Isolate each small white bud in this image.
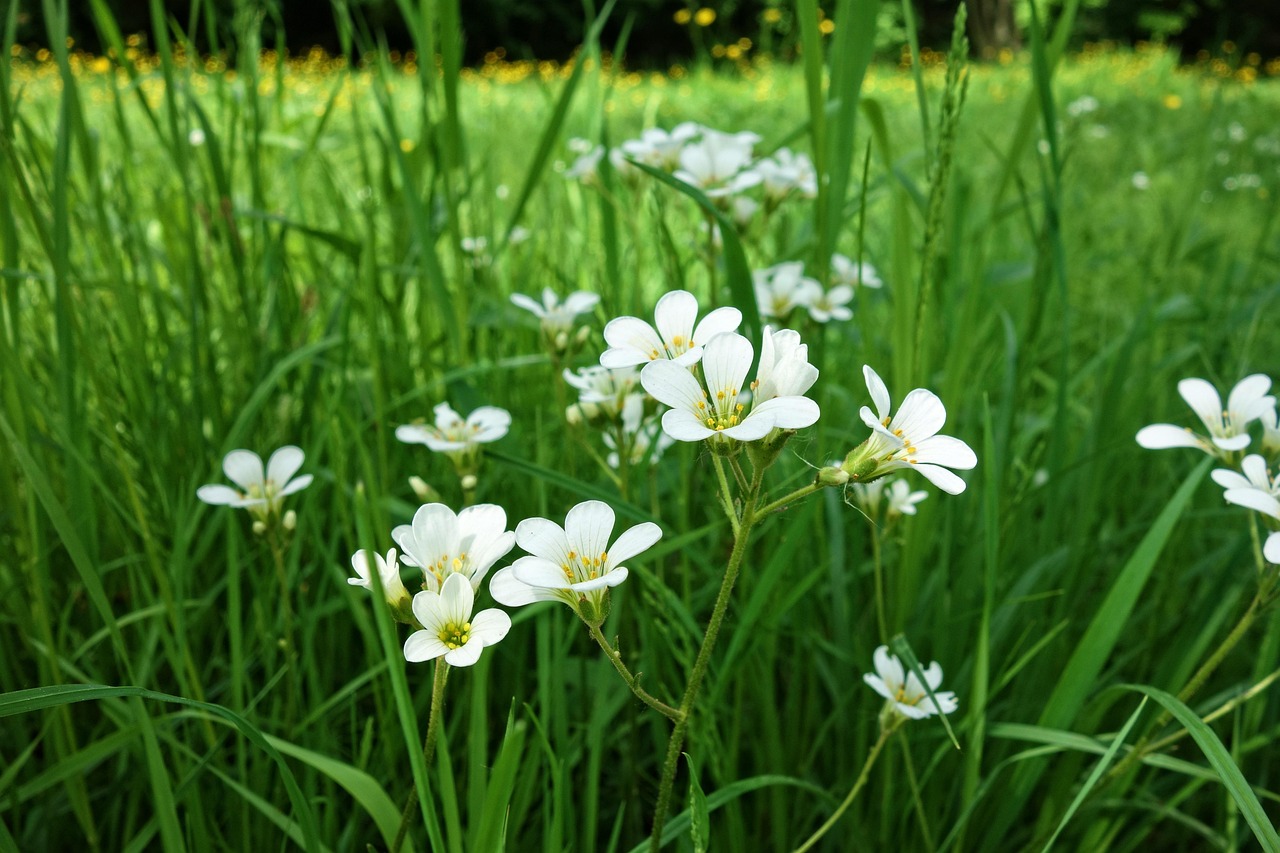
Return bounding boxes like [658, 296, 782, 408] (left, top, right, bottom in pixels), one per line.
[282, 510, 297, 531]
[460, 474, 478, 492]
[252, 520, 268, 536]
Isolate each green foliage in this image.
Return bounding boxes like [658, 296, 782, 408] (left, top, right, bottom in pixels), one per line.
[3, 1, 1280, 851]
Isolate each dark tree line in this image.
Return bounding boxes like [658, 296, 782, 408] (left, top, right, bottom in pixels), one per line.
[15, 0, 1280, 65]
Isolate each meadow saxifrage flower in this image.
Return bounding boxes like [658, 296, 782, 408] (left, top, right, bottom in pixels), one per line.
[640, 331, 819, 447]
[863, 645, 958, 721]
[197, 445, 313, 524]
[830, 254, 883, 290]
[1136, 374, 1274, 457]
[600, 289, 741, 368]
[349, 548, 413, 618]
[392, 503, 516, 593]
[754, 262, 822, 321]
[489, 500, 662, 623]
[850, 478, 928, 518]
[403, 573, 511, 667]
[841, 366, 977, 494]
[511, 288, 600, 340]
[397, 402, 511, 479]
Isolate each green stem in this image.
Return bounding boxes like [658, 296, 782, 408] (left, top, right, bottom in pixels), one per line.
[648, 468, 763, 851]
[392, 660, 450, 853]
[757, 481, 824, 518]
[586, 622, 683, 721]
[793, 725, 894, 853]
[710, 454, 740, 533]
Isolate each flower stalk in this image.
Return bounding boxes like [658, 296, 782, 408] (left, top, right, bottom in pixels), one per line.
[586, 621, 682, 721]
[392, 660, 450, 853]
[792, 724, 894, 853]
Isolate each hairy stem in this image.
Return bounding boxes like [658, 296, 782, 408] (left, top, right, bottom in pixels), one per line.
[392, 660, 450, 853]
[587, 621, 683, 721]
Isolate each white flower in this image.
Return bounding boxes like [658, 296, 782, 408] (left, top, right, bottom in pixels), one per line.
[511, 288, 600, 339]
[806, 285, 854, 323]
[863, 645, 958, 720]
[751, 148, 817, 203]
[1066, 95, 1099, 117]
[830, 254, 882, 289]
[674, 128, 761, 197]
[1136, 375, 1274, 457]
[349, 548, 412, 609]
[754, 262, 822, 321]
[392, 503, 516, 593]
[1217, 480, 1280, 565]
[489, 500, 662, 617]
[1259, 406, 1280, 455]
[641, 332, 819, 445]
[754, 326, 818, 403]
[197, 446, 313, 521]
[565, 144, 606, 184]
[396, 403, 511, 453]
[563, 365, 641, 420]
[403, 573, 511, 667]
[851, 479, 928, 517]
[730, 195, 759, 229]
[620, 123, 699, 170]
[1212, 454, 1280, 497]
[1132, 171, 1151, 190]
[188, 127, 206, 146]
[600, 289, 742, 368]
[843, 366, 977, 495]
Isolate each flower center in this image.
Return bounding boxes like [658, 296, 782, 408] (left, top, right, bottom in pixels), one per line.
[696, 385, 744, 431]
[560, 548, 610, 583]
[426, 552, 469, 587]
[437, 620, 472, 650]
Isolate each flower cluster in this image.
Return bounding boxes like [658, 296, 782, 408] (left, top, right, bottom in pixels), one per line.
[754, 256, 882, 326]
[1138, 372, 1280, 565]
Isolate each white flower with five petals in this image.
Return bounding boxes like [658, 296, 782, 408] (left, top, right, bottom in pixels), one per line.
[392, 503, 516, 593]
[842, 366, 977, 494]
[197, 446, 313, 521]
[1215, 454, 1280, 564]
[489, 500, 662, 619]
[396, 403, 511, 453]
[403, 573, 511, 667]
[863, 645, 958, 720]
[600, 290, 741, 368]
[754, 262, 822, 321]
[640, 332, 820, 445]
[511, 288, 600, 338]
[1136, 375, 1274, 456]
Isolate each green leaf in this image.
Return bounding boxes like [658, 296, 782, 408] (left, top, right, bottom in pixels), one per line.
[686, 753, 710, 853]
[1116, 684, 1280, 852]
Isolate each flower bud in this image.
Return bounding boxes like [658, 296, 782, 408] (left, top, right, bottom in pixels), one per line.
[554, 330, 570, 352]
[817, 466, 850, 487]
[574, 325, 592, 345]
[282, 510, 297, 531]
[252, 520, 268, 536]
[408, 475, 440, 502]
[460, 474, 478, 492]
[565, 404, 585, 426]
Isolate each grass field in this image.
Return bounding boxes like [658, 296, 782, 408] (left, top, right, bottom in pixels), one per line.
[4, 2, 1280, 851]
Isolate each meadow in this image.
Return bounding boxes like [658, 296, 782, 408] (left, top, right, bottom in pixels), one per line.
[3, 2, 1280, 851]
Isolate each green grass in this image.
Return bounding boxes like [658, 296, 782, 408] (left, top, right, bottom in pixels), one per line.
[3, 3, 1280, 850]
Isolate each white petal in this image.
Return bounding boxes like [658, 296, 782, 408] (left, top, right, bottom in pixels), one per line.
[863, 366, 892, 421]
[863, 673, 894, 701]
[653, 290, 698, 348]
[602, 316, 664, 365]
[910, 463, 968, 495]
[750, 396, 819, 431]
[439, 572, 475, 619]
[1135, 424, 1205, 450]
[1177, 378, 1223, 432]
[607, 521, 662, 564]
[515, 517, 571, 564]
[872, 645, 903, 688]
[1210, 433, 1253, 451]
[641, 360, 706, 413]
[395, 424, 433, 445]
[1265, 532, 1280, 564]
[197, 484, 242, 505]
[912, 435, 978, 470]
[661, 409, 716, 442]
[565, 500, 616, 564]
[223, 450, 265, 491]
[411, 504, 460, 562]
[701, 334, 754, 398]
[570, 566, 628, 592]
[489, 567, 554, 606]
[692, 305, 743, 344]
[1240, 455, 1271, 490]
[722, 411, 778, 441]
[265, 446, 305, 489]
[1223, 488, 1280, 519]
[1227, 374, 1272, 414]
[1211, 469, 1252, 491]
[510, 292, 546, 316]
[410, 590, 445, 630]
[403, 630, 449, 663]
[278, 474, 313, 497]
[892, 389, 947, 441]
[469, 608, 513, 646]
[468, 407, 512, 443]
[513, 558, 574, 590]
[563, 291, 601, 315]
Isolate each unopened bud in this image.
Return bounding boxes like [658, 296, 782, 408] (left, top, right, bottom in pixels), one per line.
[817, 466, 849, 487]
[282, 510, 297, 531]
[252, 520, 268, 536]
[408, 475, 439, 502]
[460, 473, 478, 492]
[574, 325, 591, 344]
[554, 330, 570, 351]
